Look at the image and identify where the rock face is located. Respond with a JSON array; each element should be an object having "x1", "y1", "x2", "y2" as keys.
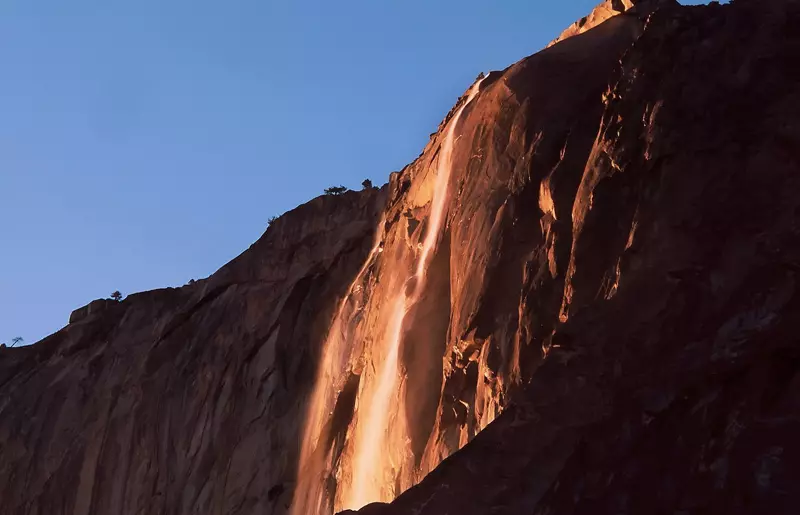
[
  {"x1": 549, "y1": 0, "x2": 635, "y2": 46},
  {"x1": 68, "y1": 299, "x2": 114, "y2": 324},
  {"x1": 0, "y1": 191, "x2": 386, "y2": 514},
  {"x1": 2, "y1": 0, "x2": 800, "y2": 514},
  {"x1": 345, "y1": 0, "x2": 800, "y2": 514}
]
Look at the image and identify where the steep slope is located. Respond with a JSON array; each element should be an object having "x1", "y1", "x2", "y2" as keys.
[
  {"x1": 0, "y1": 191, "x2": 385, "y2": 514},
  {"x1": 346, "y1": 0, "x2": 800, "y2": 513},
  {"x1": 292, "y1": 2, "x2": 686, "y2": 512},
  {"x1": 2, "y1": 0, "x2": 800, "y2": 514},
  {"x1": 289, "y1": 5, "x2": 658, "y2": 511}
]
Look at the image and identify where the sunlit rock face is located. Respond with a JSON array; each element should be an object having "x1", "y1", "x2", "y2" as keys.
[
  {"x1": 549, "y1": 0, "x2": 635, "y2": 46},
  {"x1": 548, "y1": 0, "x2": 678, "y2": 48},
  {"x1": 2, "y1": 0, "x2": 800, "y2": 514},
  {"x1": 345, "y1": 0, "x2": 800, "y2": 514},
  {"x1": 295, "y1": 4, "x2": 665, "y2": 512}
]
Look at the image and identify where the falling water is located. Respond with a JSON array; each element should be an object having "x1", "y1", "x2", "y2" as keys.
[
  {"x1": 291, "y1": 224, "x2": 385, "y2": 515},
  {"x1": 342, "y1": 77, "x2": 485, "y2": 510},
  {"x1": 293, "y1": 76, "x2": 485, "y2": 515}
]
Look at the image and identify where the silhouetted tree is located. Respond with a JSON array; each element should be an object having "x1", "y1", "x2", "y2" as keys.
[
  {"x1": 324, "y1": 186, "x2": 348, "y2": 196},
  {"x1": 362, "y1": 179, "x2": 373, "y2": 190},
  {"x1": 110, "y1": 291, "x2": 123, "y2": 302},
  {"x1": 11, "y1": 337, "x2": 23, "y2": 347}
]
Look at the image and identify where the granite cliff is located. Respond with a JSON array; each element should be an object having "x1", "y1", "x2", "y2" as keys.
[{"x1": 1, "y1": 0, "x2": 799, "y2": 514}]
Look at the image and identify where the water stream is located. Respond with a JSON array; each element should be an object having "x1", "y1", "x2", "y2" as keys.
[{"x1": 292, "y1": 77, "x2": 485, "y2": 514}]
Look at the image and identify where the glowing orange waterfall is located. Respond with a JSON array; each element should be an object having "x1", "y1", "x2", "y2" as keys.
[
  {"x1": 341, "y1": 78, "x2": 485, "y2": 510},
  {"x1": 291, "y1": 226, "x2": 385, "y2": 515},
  {"x1": 292, "y1": 77, "x2": 485, "y2": 515}
]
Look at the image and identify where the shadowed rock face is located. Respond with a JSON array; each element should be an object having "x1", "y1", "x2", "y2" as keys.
[
  {"x1": 2, "y1": 0, "x2": 800, "y2": 514},
  {"x1": 0, "y1": 190, "x2": 386, "y2": 515}
]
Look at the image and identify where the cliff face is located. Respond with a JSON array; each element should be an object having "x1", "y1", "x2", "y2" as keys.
[
  {"x1": 0, "y1": 191, "x2": 386, "y2": 514},
  {"x1": 2, "y1": 0, "x2": 800, "y2": 514},
  {"x1": 348, "y1": 0, "x2": 800, "y2": 513}
]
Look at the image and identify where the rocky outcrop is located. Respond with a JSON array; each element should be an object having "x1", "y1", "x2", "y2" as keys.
[
  {"x1": 547, "y1": 0, "x2": 668, "y2": 47},
  {"x1": 68, "y1": 299, "x2": 115, "y2": 324},
  {"x1": 549, "y1": 0, "x2": 634, "y2": 46},
  {"x1": 2, "y1": 0, "x2": 800, "y2": 514}
]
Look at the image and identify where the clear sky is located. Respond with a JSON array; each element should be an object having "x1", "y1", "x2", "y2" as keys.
[{"x1": 1, "y1": 1, "x2": 710, "y2": 345}]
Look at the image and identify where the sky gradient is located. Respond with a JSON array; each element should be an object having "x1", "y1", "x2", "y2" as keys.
[{"x1": 1, "y1": 1, "x2": 710, "y2": 345}]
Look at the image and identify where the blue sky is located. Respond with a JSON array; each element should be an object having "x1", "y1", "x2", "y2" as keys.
[{"x1": 1, "y1": 1, "x2": 710, "y2": 345}]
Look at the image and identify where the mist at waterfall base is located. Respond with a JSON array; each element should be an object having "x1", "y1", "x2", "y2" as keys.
[{"x1": 292, "y1": 78, "x2": 487, "y2": 514}]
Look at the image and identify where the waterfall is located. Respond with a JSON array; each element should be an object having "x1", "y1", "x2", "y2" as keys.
[
  {"x1": 341, "y1": 77, "x2": 485, "y2": 510},
  {"x1": 292, "y1": 76, "x2": 485, "y2": 515},
  {"x1": 291, "y1": 227, "x2": 386, "y2": 515}
]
